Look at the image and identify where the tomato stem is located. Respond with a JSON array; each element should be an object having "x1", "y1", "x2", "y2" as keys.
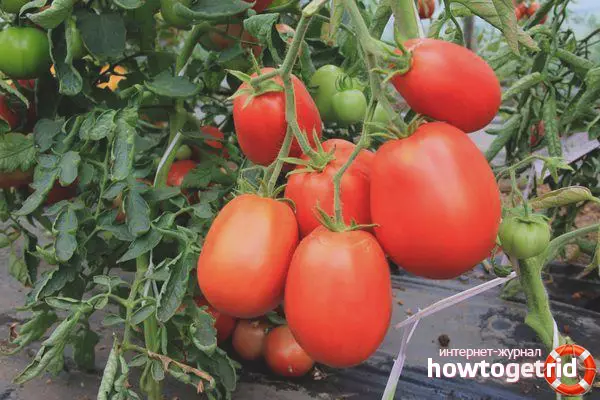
[{"x1": 389, "y1": 0, "x2": 424, "y2": 42}]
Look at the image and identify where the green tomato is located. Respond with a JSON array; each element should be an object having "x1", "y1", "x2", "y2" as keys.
[
  {"x1": 310, "y1": 64, "x2": 343, "y2": 122},
  {"x1": 160, "y1": 0, "x2": 191, "y2": 29},
  {"x1": 0, "y1": 0, "x2": 27, "y2": 13},
  {"x1": 0, "y1": 27, "x2": 51, "y2": 79},
  {"x1": 175, "y1": 144, "x2": 192, "y2": 161},
  {"x1": 332, "y1": 89, "x2": 367, "y2": 125},
  {"x1": 373, "y1": 103, "x2": 393, "y2": 125},
  {"x1": 497, "y1": 215, "x2": 551, "y2": 259}
]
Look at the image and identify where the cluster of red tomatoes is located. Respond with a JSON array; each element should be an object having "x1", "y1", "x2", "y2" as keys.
[
  {"x1": 195, "y1": 38, "x2": 503, "y2": 373},
  {"x1": 514, "y1": 1, "x2": 547, "y2": 23}
]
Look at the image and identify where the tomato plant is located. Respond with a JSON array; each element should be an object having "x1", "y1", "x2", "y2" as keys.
[
  {"x1": 370, "y1": 122, "x2": 502, "y2": 279},
  {"x1": 0, "y1": 0, "x2": 27, "y2": 13},
  {"x1": 498, "y1": 214, "x2": 551, "y2": 259},
  {"x1": 166, "y1": 159, "x2": 197, "y2": 186},
  {"x1": 331, "y1": 89, "x2": 367, "y2": 125},
  {"x1": 264, "y1": 325, "x2": 314, "y2": 377},
  {"x1": 197, "y1": 194, "x2": 298, "y2": 318},
  {"x1": 194, "y1": 297, "x2": 237, "y2": 343},
  {"x1": 285, "y1": 138, "x2": 374, "y2": 237},
  {"x1": 0, "y1": 27, "x2": 51, "y2": 79},
  {"x1": 232, "y1": 67, "x2": 322, "y2": 165},
  {"x1": 391, "y1": 38, "x2": 501, "y2": 133},
  {"x1": 309, "y1": 64, "x2": 344, "y2": 122},
  {"x1": 0, "y1": 95, "x2": 18, "y2": 128},
  {"x1": 285, "y1": 228, "x2": 392, "y2": 367}
]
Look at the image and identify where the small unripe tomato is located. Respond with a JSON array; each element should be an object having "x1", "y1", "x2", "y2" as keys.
[
  {"x1": 331, "y1": 89, "x2": 367, "y2": 125},
  {"x1": 498, "y1": 215, "x2": 551, "y2": 259},
  {"x1": 175, "y1": 144, "x2": 192, "y2": 161},
  {"x1": 264, "y1": 325, "x2": 314, "y2": 377},
  {"x1": 232, "y1": 319, "x2": 270, "y2": 361}
]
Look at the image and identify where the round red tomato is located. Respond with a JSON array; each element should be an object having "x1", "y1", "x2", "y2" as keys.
[
  {"x1": 194, "y1": 297, "x2": 237, "y2": 343},
  {"x1": 0, "y1": 95, "x2": 18, "y2": 128},
  {"x1": 391, "y1": 39, "x2": 501, "y2": 133},
  {"x1": 197, "y1": 194, "x2": 299, "y2": 318},
  {"x1": 233, "y1": 67, "x2": 322, "y2": 166},
  {"x1": 418, "y1": 0, "x2": 435, "y2": 18},
  {"x1": 264, "y1": 325, "x2": 314, "y2": 377},
  {"x1": 284, "y1": 139, "x2": 374, "y2": 237},
  {"x1": 244, "y1": 0, "x2": 273, "y2": 12},
  {"x1": 232, "y1": 319, "x2": 270, "y2": 361},
  {"x1": 167, "y1": 159, "x2": 197, "y2": 187},
  {"x1": 0, "y1": 168, "x2": 32, "y2": 189},
  {"x1": 45, "y1": 182, "x2": 77, "y2": 205},
  {"x1": 285, "y1": 228, "x2": 392, "y2": 367},
  {"x1": 370, "y1": 122, "x2": 501, "y2": 279}
]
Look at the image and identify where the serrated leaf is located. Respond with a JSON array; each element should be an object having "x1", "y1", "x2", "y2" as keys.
[
  {"x1": 190, "y1": 312, "x2": 217, "y2": 353},
  {"x1": 9, "y1": 252, "x2": 32, "y2": 286},
  {"x1": 73, "y1": 327, "x2": 99, "y2": 371},
  {"x1": 117, "y1": 229, "x2": 162, "y2": 262},
  {"x1": 156, "y1": 252, "x2": 194, "y2": 322},
  {"x1": 244, "y1": 13, "x2": 279, "y2": 50},
  {"x1": 174, "y1": 0, "x2": 252, "y2": 22},
  {"x1": 45, "y1": 296, "x2": 80, "y2": 310},
  {"x1": 97, "y1": 338, "x2": 119, "y2": 400},
  {"x1": 89, "y1": 110, "x2": 117, "y2": 141},
  {"x1": 145, "y1": 72, "x2": 202, "y2": 99},
  {"x1": 7, "y1": 310, "x2": 57, "y2": 354},
  {"x1": 111, "y1": 108, "x2": 136, "y2": 181},
  {"x1": 131, "y1": 303, "x2": 155, "y2": 325},
  {"x1": 0, "y1": 133, "x2": 37, "y2": 173},
  {"x1": 33, "y1": 119, "x2": 64, "y2": 152},
  {"x1": 502, "y1": 72, "x2": 544, "y2": 101},
  {"x1": 102, "y1": 314, "x2": 125, "y2": 327},
  {"x1": 543, "y1": 88, "x2": 561, "y2": 158},
  {"x1": 49, "y1": 24, "x2": 83, "y2": 96},
  {"x1": 58, "y1": 151, "x2": 80, "y2": 185},
  {"x1": 125, "y1": 190, "x2": 151, "y2": 237}
]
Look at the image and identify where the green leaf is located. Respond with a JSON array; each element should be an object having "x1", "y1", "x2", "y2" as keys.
[
  {"x1": 90, "y1": 110, "x2": 117, "y2": 141},
  {"x1": 542, "y1": 88, "x2": 561, "y2": 158},
  {"x1": 501, "y1": 72, "x2": 544, "y2": 101},
  {"x1": 53, "y1": 208, "x2": 78, "y2": 262},
  {"x1": 145, "y1": 72, "x2": 202, "y2": 99},
  {"x1": 174, "y1": 0, "x2": 253, "y2": 21},
  {"x1": 5, "y1": 310, "x2": 57, "y2": 355},
  {"x1": 27, "y1": 0, "x2": 77, "y2": 29},
  {"x1": 17, "y1": 0, "x2": 47, "y2": 16},
  {"x1": 113, "y1": 0, "x2": 143, "y2": 9},
  {"x1": 530, "y1": 186, "x2": 596, "y2": 209},
  {"x1": 9, "y1": 251, "x2": 32, "y2": 286},
  {"x1": 28, "y1": 264, "x2": 77, "y2": 303},
  {"x1": 16, "y1": 169, "x2": 59, "y2": 216},
  {"x1": 151, "y1": 360, "x2": 165, "y2": 381},
  {"x1": 156, "y1": 252, "x2": 195, "y2": 322},
  {"x1": 58, "y1": 151, "x2": 80, "y2": 185},
  {"x1": 49, "y1": 24, "x2": 83, "y2": 96},
  {"x1": 76, "y1": 12, "x2": 126, "y2": 60},
  {"x1": 102, "y1": 314, "x2": 125, "y2": 326},
  {"x1": 45, "y1": 296, "x2": 80, "y2": 310},
  {"x1": 97, "y1": 338, "x2": 120, "y2": 400},
  {"x1": 190, "y1": 311, "x2": 217, "y2": 354},
  {"x1": 125, "y1": 190, "x2": 151, "y2": 237},
  {"x1": 485, "y1": 114, "x2": 521, "y2": 161},
  {"x1": 117, "y1": 229, "x2": 162, "y2": 262},
  {"x1": 244, "y1": 13, "x2": 279, "y2": 50},
  {"x1": 0, "y1": 133, "x2": 37, "y2": 173},
  {"x1": 73, "y1": 327, "x2": 99, "y2": 371},
  {"x1": 111, "y1": 108, "x2": 137, "y2": 181},
  {"x1": 144, "y1": 187, "x2": 181, "y2": 202},
  {"x1": 131, "y1": 303, "x2": 155, "y2": 325},
  {"x1": 490, "y1": 0, "x2": 519, "y2": 54},
  {"x1": 33, "y1": 119, "x2": 64, "y2": 152}
]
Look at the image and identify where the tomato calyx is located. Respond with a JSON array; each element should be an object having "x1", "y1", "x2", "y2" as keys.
[
  {"x1": 283, "y1": 131, "x2": 335, "y2": 174},
  {"x1": 313, "y1": 205, "x2": 378, "y2": 234},
  {"x1": 228, "y1": 69, "x2": 283, "y2": 107}
]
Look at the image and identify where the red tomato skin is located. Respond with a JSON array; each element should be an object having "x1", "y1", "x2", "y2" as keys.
[
  {"x1": 391, "y1": 39, "x2": 501, "y2": 133},
  {"x1": 527, "y1": 3, "x2": 547, "y2": 23},
  {"x1": 167, "y1": 160, "x2": 197, "y2": 187},
  {"x1": 264, "y1": 325, "x2": 314, "y2": 377},
  {"x1": 45, "y1": 182, "x2": 77, "y2": 205},
  {"x1": 232, "y1": 319, "x2": 270, "y2": 360},
  {"x1": 0, "y1": 95, "x2": 18, "y2": 128},
  {"x1": 284, "y1": 139, "x2": 374, "y2": 237},
  {"x1": 418, "y1": 0, "x2": 435, "y2": 19},
  {"x1": 233, "y1": 67, "x2": 322, "y2": 166},
  {"x1": 244, "y1": 0, "x2": 272, "y2": 12},
  {"x1": 514, "y1": 3, "x2": 527, "y2": 19},
  {"x1": 370, "y1": 122, "x2": 501, "y2": 279},
  {"x1": 0, "y1": 168, "x2": 32, "y2": 189},
  {"x1": 194, "y1": 297, "x2": 237, "y2": 343},
  {"x1": 284, "y1": 228, "x2": 392, "y2": 367},
  {"x1": 197, "y1": 194, "x2": 299, "y2": 318}
]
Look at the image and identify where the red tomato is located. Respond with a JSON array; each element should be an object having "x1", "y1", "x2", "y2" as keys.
[
  {"x1": 45, "y1": 182, "x2": 77, "y2": 204},
  {"x1": 0, "y1": 168, "x2": 32, "y2": 189},
  {"x1": 514, "y1": 3, "x2": 528, "y2": 19},
  {"x1": 418, "y1": 0, "x2": 435, "y2": 19},
  {"x1": 233, "y1": 67, "x2": 322, "y2": 166},
  {"x1": 244, "y1": 0, "x2": 273, "y2": 12},
  {"x1": 207, "y1": 24, "x2": 261, "y2": 57},
  {"x1": 232, "y1": 319, "x2": 270, "y2": 361},
  {"x1": 264, "y1": 325, "x2": 314, "y2": 377},
  {"x1": 284, "y1": 139, "x2": 374, "y2": 237},
  {"x1": 527, "y1": 2, "x2": 547, "y2": 23},
  {"x1": 167, "y1": 160, "x2": 197, "y2": 187},
  {"x1": 194, "y1": 297, "x2": 237, "y2": 343},
  {"x1": 391, "y1": 39, "x2": 501, "y2": 133},
  {"x1": 370, "y1": 122, "x2": 501, "y2": 279},
  {"x1": 0, "y1": 95, "x2": 18, "y2": 128},
  {"x1": 529, "y1": 120, "x2": 545, "y2": 146},
  {"x1": 285, "y1": 228, "x2": 392, "y2": 367},
  {"x1": 197, "y1": 194, "x2": 299, "y2": 318}
]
